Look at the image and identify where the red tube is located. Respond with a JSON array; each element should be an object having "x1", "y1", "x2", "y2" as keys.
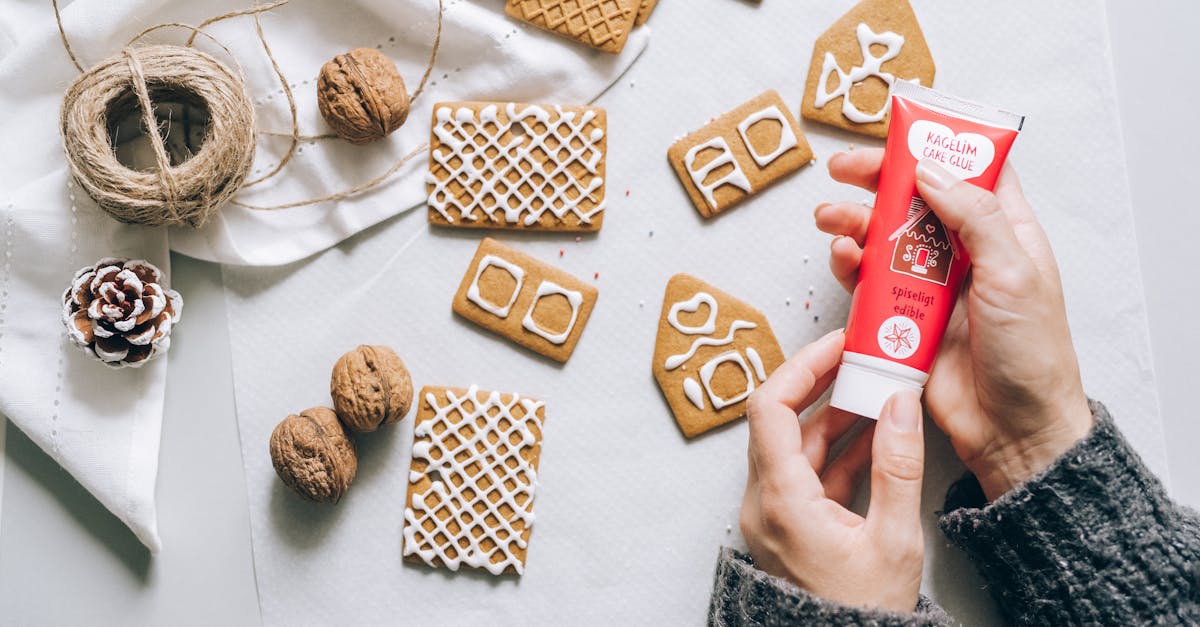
[{"x1": 829, "y1": 82, "x2": 1024, "y2": 419}]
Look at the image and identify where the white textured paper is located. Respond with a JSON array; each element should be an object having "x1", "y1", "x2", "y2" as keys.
[{"x1": 224, "y1": 2, "x2": 1166, "y2": 624}]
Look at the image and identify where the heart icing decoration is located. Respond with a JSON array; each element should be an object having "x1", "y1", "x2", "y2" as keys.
[
  {"x1": 908, "y1": 120, "x2": 995, "y2": 180},
  {"x1": 668, "y1": 292, "x2": 718, "y2": 336}
]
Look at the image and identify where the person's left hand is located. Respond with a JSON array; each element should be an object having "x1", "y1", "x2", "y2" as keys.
[{"x1": 740, "y1": 329, "x2": 927, "y2": 613}]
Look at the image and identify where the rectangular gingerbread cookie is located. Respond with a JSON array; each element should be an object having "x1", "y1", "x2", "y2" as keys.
[
  {"x1": 452, "y1": 237, "x2": 599, "y2": 363},
  {"x1": 668, "y1": 90, "x2": 813, "y2": 218},
  {"x1": 427, "y1": 101, "x2": 607, "y2": 232},
  {"x1": 402, "y1": 385, "x2": 546, "y2": 576},
  {"x1": 506, "y1": 0, "x2": 639, "y2": 54}
]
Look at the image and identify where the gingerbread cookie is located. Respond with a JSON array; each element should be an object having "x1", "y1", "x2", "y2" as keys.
[
  {"x1": 506, "y1": 0, "x2": 639, "y2": 54},
  {"x1": 427, "y1": 102, "x2": 607, "y2": 231},
  {"x1": 652, "y1": 274, "x2": 785, "y2": 438},
  {"x1": 452, "y1": 238, "x2": 598, "y2": 363},
  {"x1": 635, "y1": 0, "x2": 658, "y2": 26},
  {"x1": 403, "y1": 385, "x2": 546, "y2": 576},
  {"x1": 801, "y1": 0, "x2": 935, "y2": 138},
  {"x1": 668, "y1": 90, "x2": 813, "y2": 218}
]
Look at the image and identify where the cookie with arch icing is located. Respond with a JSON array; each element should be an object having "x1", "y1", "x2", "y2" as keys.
[
  {"x1": 801, "y1": 0, "x2": 935, "y2": 138},
  {"x1": 402, "y1": 384, "x2": 546, "y2": 576},
  {"x1": 668, "y1": 90, "x2": 813, "y2": 218},
  {"x1": 426, "y1": 101, "x2": 607, "y2": 231},
  {"x1": 652, "y1": 274, "x2": 786, "y2": 438},
  {"x1": 452, "y1": 237, "x2": 598, "y2": 363}
]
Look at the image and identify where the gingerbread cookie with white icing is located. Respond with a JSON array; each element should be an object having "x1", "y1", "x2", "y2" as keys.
[
  {"x1": 452, "y1": 238, "x2": 598, "y2": 363},
  {"x1": 668, "y1": 90, "x2": 813, "y2": 218},
  {"x1": 801, "y1": 0, "x2": 935, "y2": 138},
  {"x1": 402, "y1": 385, "x2": 546, "y2": 576},
  {"x1": 426, "y1": 101, "x2": 607, "y2": 231},
  {"x1": 652, "y1": 274, "x2": 785, "y2": 438}
]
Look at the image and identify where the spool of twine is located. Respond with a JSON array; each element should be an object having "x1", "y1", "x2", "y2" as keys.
[
  {"x1": 54, "y1": 0, "x2": 442, "y2": 227},
  {"x1": 60, "y1": 44, "x2": 257, "y2": 228}
]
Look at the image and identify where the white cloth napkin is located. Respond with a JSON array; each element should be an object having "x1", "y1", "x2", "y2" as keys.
[{"x1": 0, "y1": 0, "x2": 647, "y2": 551}]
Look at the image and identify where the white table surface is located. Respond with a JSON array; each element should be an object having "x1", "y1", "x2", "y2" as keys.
[{"x1": 1, "y1": 2, "x2": 1197, "y2": 624}]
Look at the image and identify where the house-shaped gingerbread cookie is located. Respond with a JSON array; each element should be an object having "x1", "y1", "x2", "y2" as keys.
[
  {"x1": 801, "y1": 0, "x2": 935, "y2": 138},
  {"x1": 652, "y1": 274, "x2": 785, "y2": 438}
]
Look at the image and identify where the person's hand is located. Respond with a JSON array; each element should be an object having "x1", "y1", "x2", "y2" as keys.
[
  {"x1": 816, "y1": 150, "x2": 1093, "y2": 500},
  {"x1": 740, "y1": 329, "x2": 926, "y2": 613}
]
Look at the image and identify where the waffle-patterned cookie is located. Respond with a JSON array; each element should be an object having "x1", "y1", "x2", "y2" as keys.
[{"x1": 506, "y1": 0, "x2": 639, "y2": 54}]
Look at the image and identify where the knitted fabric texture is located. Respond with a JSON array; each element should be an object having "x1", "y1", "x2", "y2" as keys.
[
  {"x1": 939, "y1": 400, "x2": 1200, "y2": 625},
  {"x1": 707, "y1": 547, "x2": 952, "y2": 626},
  {"x1": 707, "y1": 401, "x2": 1199, "y2": 624}
]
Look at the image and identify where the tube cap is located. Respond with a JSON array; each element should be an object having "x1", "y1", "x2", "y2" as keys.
[{"x1": 829, "y1": 360, "x2": 924, "y2": 420}]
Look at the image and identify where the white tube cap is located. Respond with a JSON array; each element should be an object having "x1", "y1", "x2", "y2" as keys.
[{"x1": 830, "y1": 359, "x2": 925, "y2": 420}]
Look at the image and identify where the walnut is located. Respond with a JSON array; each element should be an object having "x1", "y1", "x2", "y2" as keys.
[
  {"x1": 269, "y1": 407, "x2": 357, "y2": 504},
  {"x1": 316, "y1": 48, "x2": 410, "y2": 144},
  {"x1": 330, "y1": 345, "x2": 414, "y2": 432}
]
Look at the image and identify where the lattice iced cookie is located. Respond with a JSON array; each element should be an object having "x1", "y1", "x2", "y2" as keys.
[
  {"x1": 506, "y1": 0, "x2": 639, "y2": 54},
  {"x1": 652, "y1": 274, "x2": 786, "y2": 438},
  {"x1": 403, "y1": 385, "x2": 546, "y2": 576},
  {"x1": 801, "y1": 0, "x2": 935, "y2": 138},
  {"x1": 453, "y1": 238, "x2": 598, "y2": 363},
  {"x1": 668, "y1": 90, "x2": 813, "y2": 218},
  {"x1": 426, "y1": 101, "x2": 607, "y2": 232}
]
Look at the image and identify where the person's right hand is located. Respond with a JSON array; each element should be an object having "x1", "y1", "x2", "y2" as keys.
[{"x1": 816, "y1": 150, "x2": 1094, "y2": 501}]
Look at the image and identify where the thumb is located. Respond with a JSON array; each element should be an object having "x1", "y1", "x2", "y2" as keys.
[
  {"x1": 866, "y1": 389, "x2": 925, "y2": 539},
  {"x1": 915, "y1": 159, "x2": 1034, "y2": 282}
]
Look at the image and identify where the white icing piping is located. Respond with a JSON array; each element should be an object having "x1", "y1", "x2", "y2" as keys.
[
  {"x1": 667, "y1": 292, "x2": 718, "y2": 335},
  {"x1": 683, "y1": 377, "x2": 705, "y2": 410},
  {"x1": 403, "y1": 385, "x2": 546, "y2": 576},
  {"x1": 427, "y1": 103, "x2": 606, "y2": 226},
  {"x1": 700, "y1": 351, "x2": 756, "y2": 410},
  {"x1": 683, "y1": 136, "x2": 752, "y2": 210},
  {"x1": 466, "y1": 254, "x2": 525, "y2": 318},
  {"x1": 665, "y1": 320, "x2": 757, "y2": 370},
  {"x1": 736, "y1": 105, "x2": 799, "y2": 168},
  {"x1": 814, "y1": 23, "x2": 911, "y2": 124},
  {"x1": 746, "y1": 347, "x2": 767, "y2": 382},
  {"x1": 521, "y1": 280, "x2": 583, "y2": 345}
]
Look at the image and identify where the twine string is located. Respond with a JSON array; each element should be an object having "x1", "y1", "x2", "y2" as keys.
[
  {"x1": 53, "y1": 0, "x2": 446, "y2": 223},
  {"x1": 239, "y1": 13, "x2": 297, "y2": 188},
  {"x1": 122, "y1": 46, "x2": 183, "y2": 222}
]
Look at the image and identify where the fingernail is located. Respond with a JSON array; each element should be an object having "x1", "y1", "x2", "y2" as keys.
[
  {"x1": 821, "y1": 328, "x2": 844, "y2": 342},
  {"x1": 814, "y1": 202, "x2": 831, "y2": 218},
  {"x1": 887, "y1": 390, "x2": 922, "y2": 433},
  {"x1": 915, "y1": 159, "x2": 958, "y2": 190},
  {"x1": 827, "y1": 152, "x2": 845, "y2": 171}
]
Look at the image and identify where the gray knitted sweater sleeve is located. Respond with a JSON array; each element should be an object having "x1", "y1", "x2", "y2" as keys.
[
  {"x1": 707, "y1": 547, "x2": 953, "y2": 626},
  {"x1": 938, "y1": 400, "x2": 1200, "y2": 624},
  {"x1": 708, "y1": 401, "x2": 1200, "y2": 625}
]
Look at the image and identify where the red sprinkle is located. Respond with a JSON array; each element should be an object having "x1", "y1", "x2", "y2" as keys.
[
  {"x1": 559, "y1": 249, "x2": 564, "y2": 257},
  {"x1": 625, "y1": 189, "x2": 630, "y2": 197},
  {"x1": 594, "y1": 272, "x2": 599, "y2": 280},
  {"x1": 805, "y1": 301, "x2": 811, "y2": 309}
]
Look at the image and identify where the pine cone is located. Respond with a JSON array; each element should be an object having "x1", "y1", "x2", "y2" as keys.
[{"x1": 61, "y1": 257, "x2": 183, "y2": 368}]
